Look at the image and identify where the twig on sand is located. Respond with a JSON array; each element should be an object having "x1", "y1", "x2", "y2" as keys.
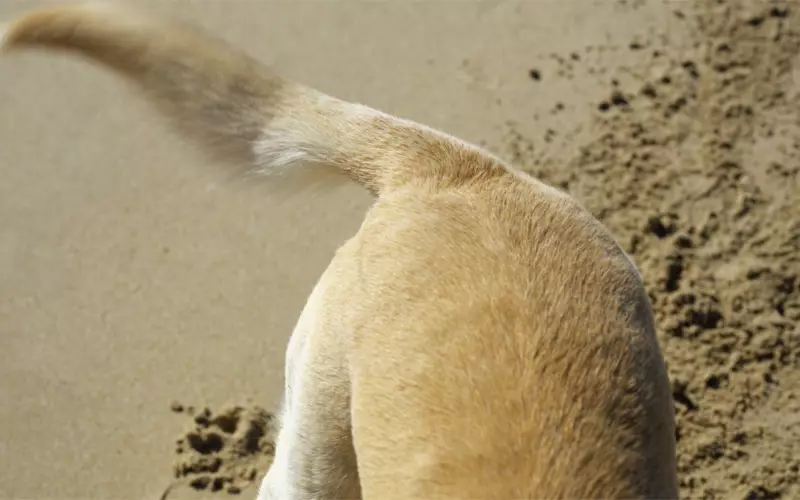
[{"x1": 158, "y1": 479, "x2": 180, "y2": 500}]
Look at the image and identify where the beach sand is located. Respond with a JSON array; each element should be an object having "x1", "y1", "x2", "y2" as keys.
[{"x1": 0, "y1": 1, "x2": 797, "y2": 498}]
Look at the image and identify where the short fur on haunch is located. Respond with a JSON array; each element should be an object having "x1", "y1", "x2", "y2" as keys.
[{"x1": 2, "y1": 3, "x2": 678, "y2": 499}]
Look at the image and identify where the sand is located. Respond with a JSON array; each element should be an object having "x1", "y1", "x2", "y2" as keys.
[{"x1": 0, "y1": 1, "x2": 797, "y2": 499}]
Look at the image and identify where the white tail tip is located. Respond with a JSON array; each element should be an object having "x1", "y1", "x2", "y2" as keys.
[{"x1": 0, "y1": 22, "x2": 9, "y2": 50}]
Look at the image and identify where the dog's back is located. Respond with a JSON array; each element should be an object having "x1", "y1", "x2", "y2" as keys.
[
  {"x1": 341, "y1": 179, "x2": 676, "y2": 498},
  {"x1": 2, "y1": 4, "x2": 678, "y2": 498}
]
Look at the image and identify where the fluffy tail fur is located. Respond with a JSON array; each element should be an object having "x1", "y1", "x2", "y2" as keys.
[{"x1": 1, "y1": 2, "x2": 509, "y2": 194}]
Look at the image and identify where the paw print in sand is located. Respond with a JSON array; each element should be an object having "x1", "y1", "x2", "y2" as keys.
[{"x1": 171, "y1": 403, "x2": 276, "y2": 495}]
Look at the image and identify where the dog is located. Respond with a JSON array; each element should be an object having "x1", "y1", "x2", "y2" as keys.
[{"x1": 1, "y1": 3, "x2": 678, "y2": 499}]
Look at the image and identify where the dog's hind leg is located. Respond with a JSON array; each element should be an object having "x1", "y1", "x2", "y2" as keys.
[{"x1": 258, "y1": 274, "x2": 361, "y2": 500}]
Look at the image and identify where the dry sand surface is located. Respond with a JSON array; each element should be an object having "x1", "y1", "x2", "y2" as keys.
[{"x1": 1, "y1": 0, "x2": 798, "y2": 499}]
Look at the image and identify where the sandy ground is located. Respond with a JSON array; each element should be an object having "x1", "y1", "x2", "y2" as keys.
[{"x1": 0, "y1": 1, "x2": 798, "y2": 499}]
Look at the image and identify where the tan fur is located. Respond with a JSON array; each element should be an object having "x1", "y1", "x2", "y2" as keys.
[{"x1": 2, "y1": 3, "x2": 678, "y2": 499}]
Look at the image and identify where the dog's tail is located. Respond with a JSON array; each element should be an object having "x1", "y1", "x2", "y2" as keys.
[{"x1": 1, "y1": 2, "x2": 509, "y2": 194}]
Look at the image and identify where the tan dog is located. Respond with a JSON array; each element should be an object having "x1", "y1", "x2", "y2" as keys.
[{"x1": 2, "y1": 3, "x2": 678, "y2": 499}]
